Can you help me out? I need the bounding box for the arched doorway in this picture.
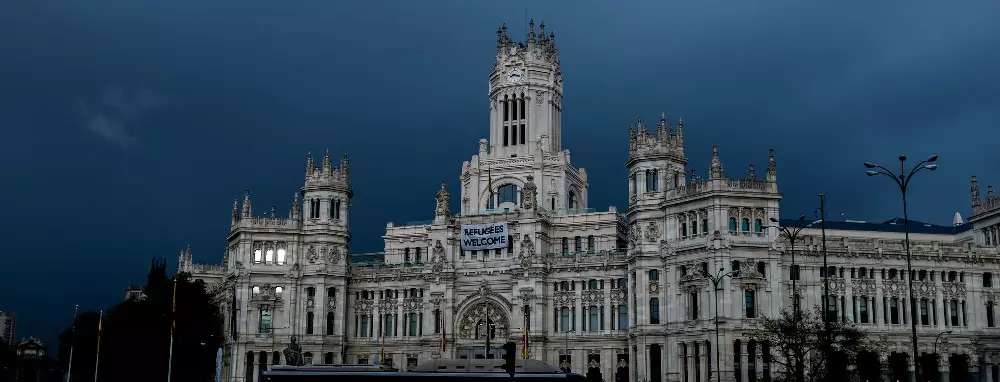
[888,352,909,382]
[856,351,881,382]
[828,350,849,382]
[918,353,939,382]
[949,353,970,382]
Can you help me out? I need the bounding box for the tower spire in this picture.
[972,176,981,206]
[241,190,252,218]
[709,145,724,179]
[766,148,777,183]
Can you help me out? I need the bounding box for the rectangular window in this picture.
[745,290,756,318]
[326,312,335,335]
[890,298,900,324]
[520,124,525,145]
[860,297,869,324]
[560,308,570,332]
[409,313,419,336]
[920,299,929,325]
[950,300,959,326]
[989,302,996,328]
[790,265,800,281]
[618,305,628,330]
[503,126,509,146]
[650,298,660,324]
[690,292,699,320]
[306,311,314,334]
[325,352,335,364]
[259,309,273,334]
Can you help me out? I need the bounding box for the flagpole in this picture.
[167,278,177,382]
[94,310,103,382]
[66,304,79,382]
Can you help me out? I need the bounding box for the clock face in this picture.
[507,68,522,84]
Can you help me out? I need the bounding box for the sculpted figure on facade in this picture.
[431,240,447,273]
[435,183,451,218]
[283,336,305,366]
[522,176,538,210]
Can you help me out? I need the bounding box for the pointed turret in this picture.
[748,164,756,180]
[690,168,697,183]
[766,149,777,183]
[709,145,724,179]
[241,190,252,218]
[290,193,300,220]
[340,153,350,178]
[305,152,314,178]
[972,176,981,206]
[676,118,684,151]
[269,205,277,218]
[989,185,994,199]
[527,18,536,45]
[231,199,239,225]
[322,150,332,173]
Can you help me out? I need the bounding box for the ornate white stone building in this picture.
[182,21,1000,382]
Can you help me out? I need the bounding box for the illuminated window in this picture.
[276,248,286,265]
[254,249,262,263]
[265,249,274,263]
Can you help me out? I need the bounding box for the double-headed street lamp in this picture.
[769,215,809,318]
[864,154,938,382]
[703,267,739,382]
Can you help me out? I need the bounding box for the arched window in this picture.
[691,220,698,235]
[276,248,286,265]
[754,219,763,233]
[574,236,583,252]
[587,235,595,251]
[702,219,709,234]
[265,248,274,263]
[561,238,569,254]
[568,191,577,209]
[497,184,518,205]
[741,218,750,232]
[729,218,738,232]
[681,222,688,238]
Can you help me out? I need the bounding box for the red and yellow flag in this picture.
[440,310,446,352]
[522,315,529,359]
[96,310,103,353]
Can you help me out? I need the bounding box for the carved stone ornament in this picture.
[432,240,447,273]
[535,90,545,105]
[435,183,451,217]
[307,245,318,264]
[628,224,640,248]
[914,280,937,298]
[852,278,877,296]
[522,177,538,210]
[306,296,315,308]
[354,299,374,315]
[520,288,536,303]
[644,222,660,243]
[377,298,398,313]
[429,293,444,307]
[402,297,423,313]
[883,279,906,297]
[942,281,967,299]
[581,289,605,305]
[326,246,342,265]
[648,280,660,294]
[554,291,575,306]
[458,301,509,339]
[609,289,627,304]
[327,296,337,310]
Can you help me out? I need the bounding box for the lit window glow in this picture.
[265,249,274,262]
[254,249,262,263]
[277,248,286,264]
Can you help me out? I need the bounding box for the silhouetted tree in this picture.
[57,258,224,382]
[57,310,101,382]
[745,306,884,382]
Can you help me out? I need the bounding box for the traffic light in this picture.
[501,341,517,378]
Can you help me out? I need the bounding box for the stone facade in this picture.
[182,20,1000,382]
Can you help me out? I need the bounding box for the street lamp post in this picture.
[931,330,952,379]
[864,154,939,382]
[703,267,738,382]
[768,215,809,318]
[818,194,832,378]
[769,214,809,382]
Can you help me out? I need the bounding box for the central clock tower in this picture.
[488,20,563,158]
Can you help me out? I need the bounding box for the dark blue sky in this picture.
[2,0,998,347]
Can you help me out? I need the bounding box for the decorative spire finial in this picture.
[231,199,239,224]
[242,190,252,218]
[305,152,314,178]
[748,164,756,179]
[766,148,777,183]
[710,145,724,179]
[972,176,981,206]
[291,193,301,219]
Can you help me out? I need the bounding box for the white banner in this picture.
[460,222,510,251]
